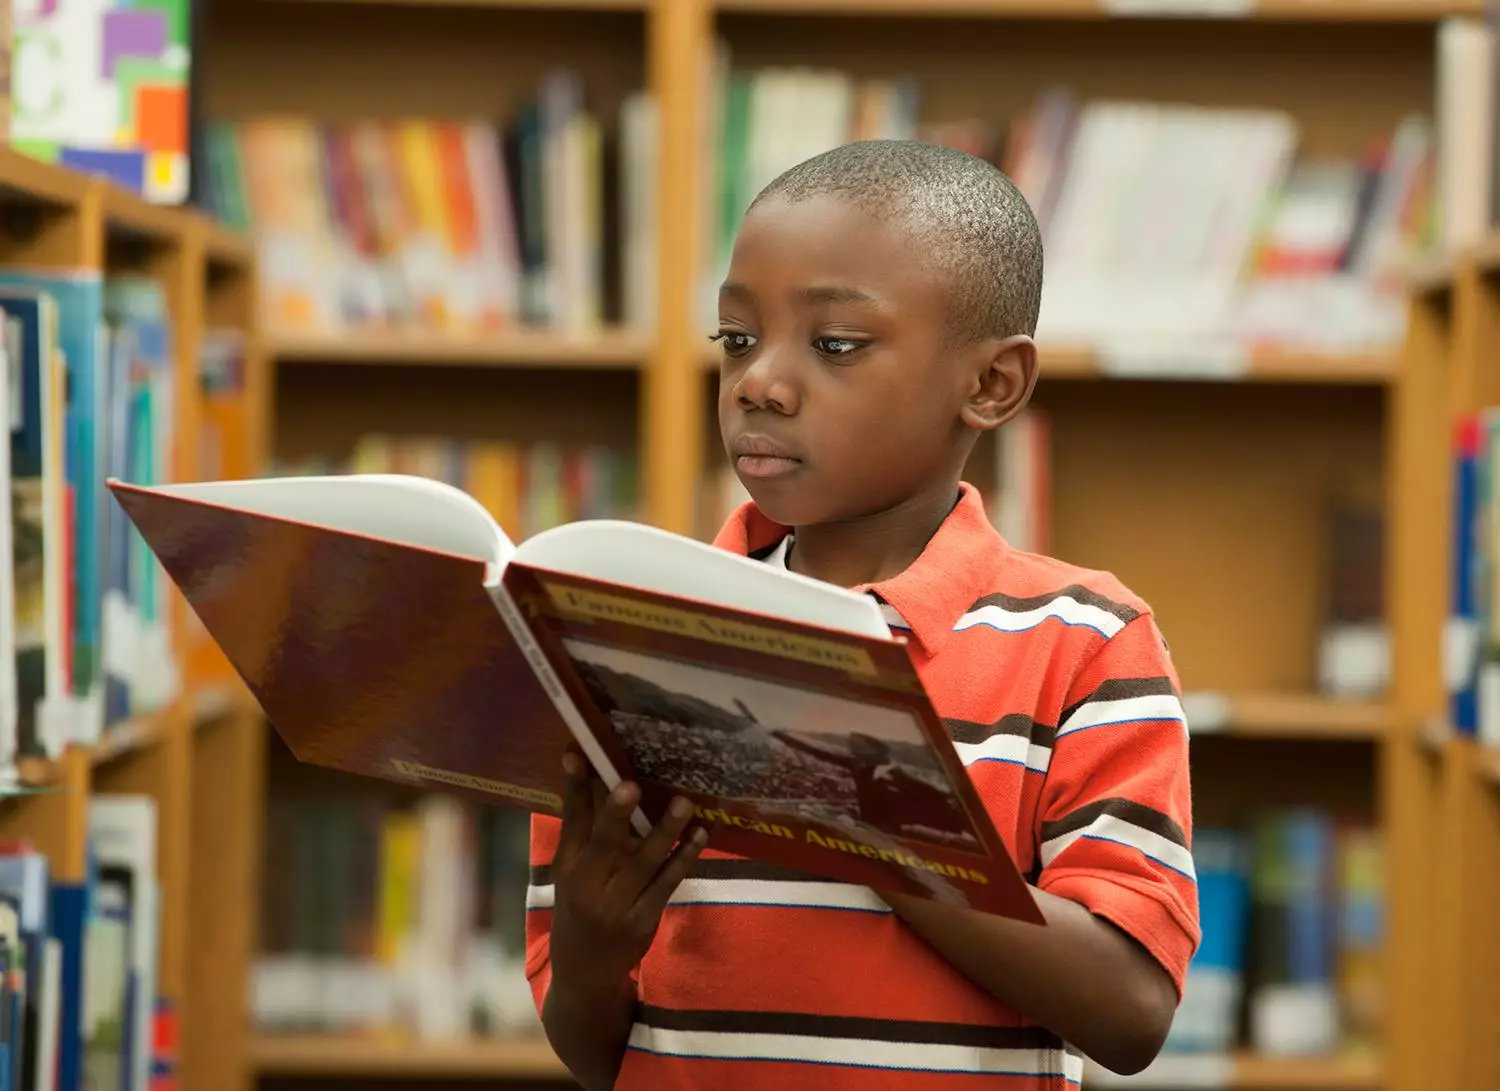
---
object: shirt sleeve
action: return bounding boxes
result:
[524,812,563,1014]
[1034,610,1201,998]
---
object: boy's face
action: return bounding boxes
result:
[716,195,1035,530]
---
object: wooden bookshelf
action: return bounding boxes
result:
[0,146,265,1091]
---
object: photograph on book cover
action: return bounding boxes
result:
[561,636,984,854]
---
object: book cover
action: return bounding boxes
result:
[504,563,1038,919]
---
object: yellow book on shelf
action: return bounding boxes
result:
[376,810,419,967]
[395,121,456,331]
[466,441,524,542]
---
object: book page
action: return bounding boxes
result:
[140,474,515,566]
[514,520,890,639]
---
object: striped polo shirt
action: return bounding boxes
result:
[526,482,1199,1088]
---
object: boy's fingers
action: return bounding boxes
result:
[638,825,709,916]
[555,749,595,858]
[613,797,697,898]
[587,779,641,860]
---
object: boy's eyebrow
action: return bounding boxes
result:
[718,282,877,306]
[793,285,877,306]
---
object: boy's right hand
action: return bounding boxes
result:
[547,749,708,997]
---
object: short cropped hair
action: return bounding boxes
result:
[750,139,1044,343]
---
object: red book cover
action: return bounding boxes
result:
[108,479,574,816]
[108,475,1042,922]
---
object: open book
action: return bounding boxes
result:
[108,474,1042,922]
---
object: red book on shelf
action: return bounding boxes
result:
[108,473,1042,923]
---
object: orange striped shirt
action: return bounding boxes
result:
[527,482,1199,1088]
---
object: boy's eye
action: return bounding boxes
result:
[814,336,865,357]
[710,331,756,356]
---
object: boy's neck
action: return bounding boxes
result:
[785,483,961,590]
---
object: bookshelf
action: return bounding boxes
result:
[185,0,1496,1087]
[0,145,265,1088]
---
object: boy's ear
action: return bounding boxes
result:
[960,335,1038,433]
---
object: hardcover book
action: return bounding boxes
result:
[108,473,1042,922]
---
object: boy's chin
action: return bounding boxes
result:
[736,479,823,529]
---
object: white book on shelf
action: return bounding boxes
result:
[1437,17,1496,253]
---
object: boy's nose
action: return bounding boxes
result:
[734,354,799,415]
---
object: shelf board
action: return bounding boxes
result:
[1040,345,1395,384]
[1407,253,1456,301]
[250,1033,568,1077]
[1087,1050,1380,1088]
[270,328,652,369]
[713,0,1477,18]
[101,185,188,249]
[264,0,648,8]
[204,221,254,270]
[1477,744,1500,785]
[1181,692,1389,739]
[0,147,92,210]
[7,682,253,787]
[89,709,173,768]
[256,0,1478,11]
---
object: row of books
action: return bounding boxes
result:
[269,435,638,545]
[1168,808,1382,1061]
[2,274,175,772]
[697,60,1439,359]
[0,794,163,1091]
[200,71,654,338]
[204,63,1462,360]
[248,792,1382,1058]
[1,261,251,774]
[253,791,536,1039]
[1449,410,1500,745]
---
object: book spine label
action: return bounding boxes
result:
[485,575,650,836]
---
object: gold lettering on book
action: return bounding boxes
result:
[540,581,877,676]
[804,828,990,885]
[391,759,563,812]
[693,803,796,840]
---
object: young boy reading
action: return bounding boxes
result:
[525,139,1199,1090]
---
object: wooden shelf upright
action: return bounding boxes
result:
[1395,242,1500,1091]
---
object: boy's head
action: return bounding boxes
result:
[717,139,1042,531]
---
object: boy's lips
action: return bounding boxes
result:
[732,434,804,479]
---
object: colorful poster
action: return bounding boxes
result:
[11,0,191,203]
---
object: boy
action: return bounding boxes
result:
[525,139,1199,1090]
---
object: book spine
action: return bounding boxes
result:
[485,576,650,837]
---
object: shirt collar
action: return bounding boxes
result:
[711,482,1008,658]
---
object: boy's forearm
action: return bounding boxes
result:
[882,886,1177,1076]
[540,969,638,1091]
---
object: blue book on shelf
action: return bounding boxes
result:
[0,270,104,735]
[1452,413,1481,736]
